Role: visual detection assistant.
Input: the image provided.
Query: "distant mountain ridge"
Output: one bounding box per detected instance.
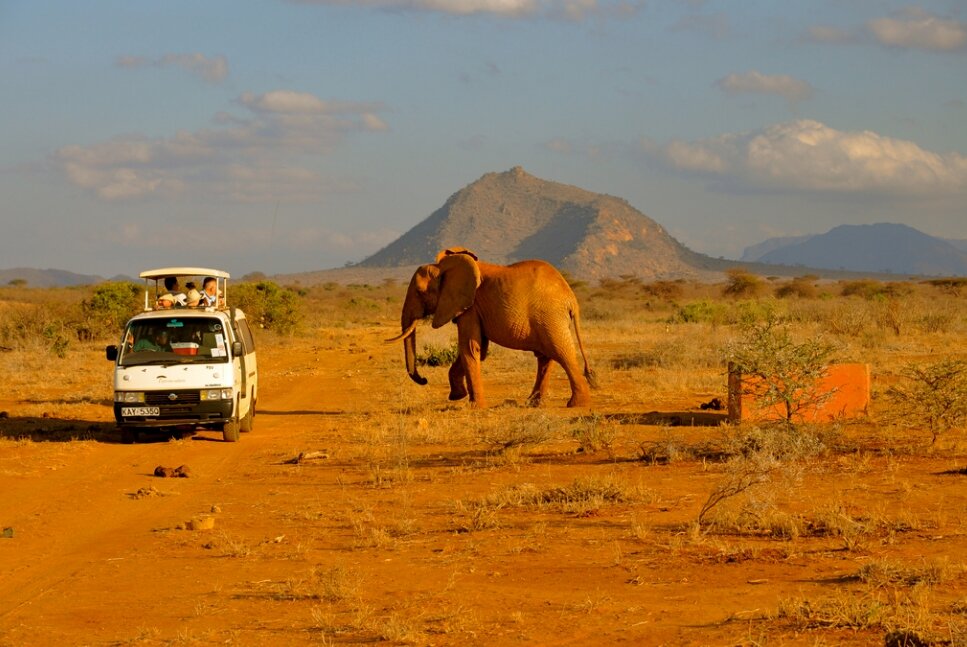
[742,224,967,276]
[0,268,105,288]
[360,166,719,281]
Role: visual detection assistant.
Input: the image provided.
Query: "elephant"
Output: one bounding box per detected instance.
[386,247,595,408]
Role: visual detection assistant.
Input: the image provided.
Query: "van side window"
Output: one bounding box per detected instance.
[237,319,256,352]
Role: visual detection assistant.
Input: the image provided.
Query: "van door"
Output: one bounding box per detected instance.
[233,315,258,409]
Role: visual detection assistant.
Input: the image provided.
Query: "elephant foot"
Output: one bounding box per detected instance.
[448,388,468,401]
[567,392,591,408]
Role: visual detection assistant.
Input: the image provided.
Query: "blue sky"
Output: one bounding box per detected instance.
[2,0,965,277]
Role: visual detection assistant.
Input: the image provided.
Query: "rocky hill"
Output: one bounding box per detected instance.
[745,223,967,276]
[280,168,924,286]
[358,166,721,281]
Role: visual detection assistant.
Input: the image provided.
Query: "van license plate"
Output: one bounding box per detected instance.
[122,407,160,417]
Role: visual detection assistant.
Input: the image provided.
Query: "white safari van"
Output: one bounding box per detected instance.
[106,268,258,443]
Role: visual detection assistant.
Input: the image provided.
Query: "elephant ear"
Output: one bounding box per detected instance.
[435,247,479,263]
[432,252,481,329]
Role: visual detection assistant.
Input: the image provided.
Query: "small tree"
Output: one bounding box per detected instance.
[886,359,967,445]
[726,314,837,424]
[82,282,142,337]
[723,268,764,298]
[232,280,304,334]
[775,276,819,299]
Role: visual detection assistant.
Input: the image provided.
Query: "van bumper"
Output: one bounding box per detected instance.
[114,399,234,428]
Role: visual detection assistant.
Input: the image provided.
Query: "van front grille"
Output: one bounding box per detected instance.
[145,390,200,405]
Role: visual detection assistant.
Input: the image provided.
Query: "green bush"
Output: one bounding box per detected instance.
[725,314,838,424]
[723,268,765,298]
[417,343,458,367]
[672,300,730,325]
[82,282,142,337]
[232,281,304,334]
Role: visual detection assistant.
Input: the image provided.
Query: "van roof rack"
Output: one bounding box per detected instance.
[139,267,230,280]
[139,268,231,312]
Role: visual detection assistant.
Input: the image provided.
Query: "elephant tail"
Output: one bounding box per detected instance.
[570,307,598,390]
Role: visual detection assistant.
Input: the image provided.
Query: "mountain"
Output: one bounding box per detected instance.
[748,223,967,276]
[0,268,105,288]
[740,235,812,263]
[358,166,720,281]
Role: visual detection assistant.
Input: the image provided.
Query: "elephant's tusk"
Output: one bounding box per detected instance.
[385,321,419,344]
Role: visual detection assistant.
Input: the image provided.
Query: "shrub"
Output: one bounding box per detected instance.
[840,280,913,300]
[775,276,819,299]
[723,268,764,298]
[886,359,967,444]
[417,343,458,367]
[725,314,838,424]
[641,280,684,301]
[840,280,884,299]
[924,277,967,295]
[672,300,730,325]
[232,281,304,334]
[81,282,142,337]
[570,414,618,455]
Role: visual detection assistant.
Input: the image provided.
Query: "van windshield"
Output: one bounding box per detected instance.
[119,317,231,366]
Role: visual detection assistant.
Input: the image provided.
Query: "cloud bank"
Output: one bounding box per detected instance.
[288,0,641,20]
[657,119,967,195]
[868,7,967,52]
[716,70,814,105]
[808,8,967,52]
[117,53,230,83]
[55,90,387,202]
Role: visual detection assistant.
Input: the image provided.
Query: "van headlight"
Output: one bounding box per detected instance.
[200,389,233,401]
[115,391,145,403]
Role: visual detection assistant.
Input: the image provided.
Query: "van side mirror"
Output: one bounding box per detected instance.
[232,341,243,356]
[106,345,118,361]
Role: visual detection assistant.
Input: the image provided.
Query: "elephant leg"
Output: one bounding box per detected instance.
[551,342,591,408]
[447,361,468,401]
[527,353,553,407]
[457,314,487,408]
[562,358,592,407]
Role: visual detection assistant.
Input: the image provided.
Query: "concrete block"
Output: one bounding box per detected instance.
[728,363,871,423]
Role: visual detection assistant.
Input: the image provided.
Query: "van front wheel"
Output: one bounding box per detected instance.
[222,418,240,443]
[241,398,255,433]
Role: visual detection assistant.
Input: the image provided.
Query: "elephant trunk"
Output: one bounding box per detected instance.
[401,290,428,386]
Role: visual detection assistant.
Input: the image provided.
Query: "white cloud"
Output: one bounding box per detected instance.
[716,70,814,105]
[54,90,388,202]
[117,52,229,83]
[657,119,967,195]
[287,0,641,20]
[239,90,331,114]
[868,7,967,52]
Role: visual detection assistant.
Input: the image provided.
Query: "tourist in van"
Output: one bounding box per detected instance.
[133,330,171,352]
[201,277,221,307]
[156,293,177,309]
[164,277,187,307]
[185,281,202,307]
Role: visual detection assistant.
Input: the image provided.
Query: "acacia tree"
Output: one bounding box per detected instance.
[723,268,765,298]
[887,359,967,445]
[726,314,837,425]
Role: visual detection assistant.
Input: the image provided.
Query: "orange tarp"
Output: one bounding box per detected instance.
[727,363,871,423]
